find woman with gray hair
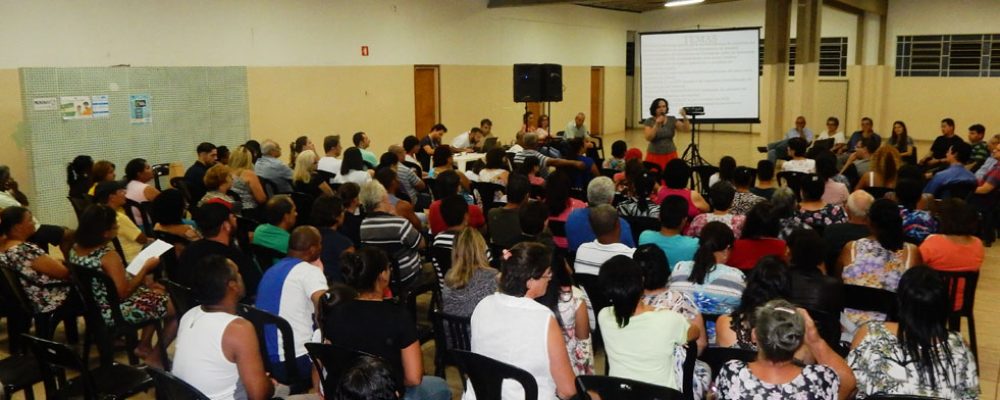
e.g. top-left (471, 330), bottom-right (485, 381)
top-left (771, 187), bottom-right (813, 240)
top-left (713, 299), bottom-right (855, 400)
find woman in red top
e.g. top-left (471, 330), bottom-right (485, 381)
top-left (655, 159), bottom-right (710, 219)
top-left (919, 198), bottom-right (984, 311)
top-left (728, 202), bottom-right (786, 270)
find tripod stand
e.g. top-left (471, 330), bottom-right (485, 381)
top-left (680, 114), bottom-right (708, 166)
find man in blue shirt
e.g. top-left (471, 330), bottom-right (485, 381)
top-left (924, 141), bottom-right (977, 197)
top-left (566, 177), bottom-right (635, 252)
top-left (254, 140), bottom-right (294, 193)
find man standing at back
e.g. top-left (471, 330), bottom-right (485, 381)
top-left (317, 135), bottom-right (343, 176)
top-left (184, 142), bottom-right (217, 202)
top-left (173, 255), bottom-right (274, 400)
top-left (255, 140), bottom-right (294, 194)
top-left (255, 226), bottom-right (328, 385)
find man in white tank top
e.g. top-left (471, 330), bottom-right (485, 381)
top-left (172, 255), bottom-right (274, 400)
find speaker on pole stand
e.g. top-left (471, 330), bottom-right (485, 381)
top-left (680, 106), bottom-right (708, 166)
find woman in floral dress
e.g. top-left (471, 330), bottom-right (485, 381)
top-left (795, 174), bottom-right (848, 233)
top-left (538, 255), bottom-right (594, 375)
top-left (69, 204), bottom-right (177, 368)
top-left (848, 266), bottom-right (978, 399)
top-left (0, 206), bottom-right (71, 314)
top-left (837, 199), bottom-right (921, 339)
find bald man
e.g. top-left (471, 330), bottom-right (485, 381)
top-left (822, 190), bottom-right (874, 276)
top-left (255, 226), bottom-right (328, 386)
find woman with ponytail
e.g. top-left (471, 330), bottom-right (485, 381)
top-left (67, 155), bottom-right (94, 198)
top-left (288, 135), bottom-right (314, 168)
top-left (667, 221), bottom-right (745, 327)
top-left (322, 247), bottom-right (451, 400)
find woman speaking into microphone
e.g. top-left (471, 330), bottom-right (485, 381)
top-left (643, 98), bottom-right (691, 169)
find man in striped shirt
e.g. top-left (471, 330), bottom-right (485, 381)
top-left (574, 204), bottom-right (635, 276)
top-left (513, 132), bottom-right (585, 174)
top-left (359, 181), bottom-right (425, 285)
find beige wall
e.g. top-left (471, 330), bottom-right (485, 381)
top-left (0, 69), bottom-right (27, 191)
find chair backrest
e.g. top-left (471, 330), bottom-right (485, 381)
top-left (622, 216), bottom-right (660, 244)
top-left (430, 309), bottom-right (472, 355)
top-left (680, 340), bottom-right (697, 400)
top-left (169, 177), bottom-right (194, 206)
top-left (304, 342), bottom-right (384, 398)
top-left (147, 367), bottom-right (210, 400)
top-left (67, 263), bottom-right (127, 366)
top-left (698, 347), bottom-right (757, 378)
top-left (866, 394), bottom-right (947, 400)
top-left (152, 231), bottom-right (191, 281)
top-left (123, 199), bottom-right (154, 235)
top-left (162, 279), bottom-right (198, 317)
top-left (0, 264), bottom-right (36, 317)
top-left (316, 170), bottom-right (338, 186)
top-left (935, 181), bottom-right (978, 200)
top-left (235, 216), bottom-right (260, 254)
top-left (428, 245), bottom-right (453, 289)
top-left (67, 195), bottom-right (93, 221)
top-left (251, 244), bottom-right (286, 272)
top-left (576, 375), bottom-right (681, 400)
top-left (689, 165), bottom-right (719, 194)
top-left (573, 273), bottom-right (608, 317)
top-left (150, 163), bottom-right (171, 191)
top-left (450, 349), bottom-right (538, 400)
top-left (259, 177), bottom-right (280, 198)
top-left (863, 186), bottom-right (894, 200)
top-left (940, 270), bottom-right (979, 317)
top-left (237, 304), bottom-right (302, 385)
top-left (23, 333), bottom-right (96, 399)
top-left (472, 181), bottom-right (506, 213)
top-left (600, 168), bottom-right (618, 179)
top-left (843, 284), bottom-right (899, 321)
top-left (290, 191), bottom-right (315, 227)
top-left (776, 171), bottom-right (807, 195)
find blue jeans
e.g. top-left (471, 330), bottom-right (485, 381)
top-left (404, 376), bottom-right (451, 400)
top-left (767, 138), bottom-right (791, 163)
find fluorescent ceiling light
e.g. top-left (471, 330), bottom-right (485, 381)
top-left (665, 0), bottom-right (706, 7)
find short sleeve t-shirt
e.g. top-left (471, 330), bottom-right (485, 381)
top-left (598, 307), bottom-right (690, 390)
top-left (323, 299), bottom-right (418, 388)
top-left (255, 258), bottom-right (329, 359)
top-left (638, 231), bottom-right (698, 268)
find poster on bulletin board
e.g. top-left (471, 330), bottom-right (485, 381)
top-left (60, 96), bottom-right (94, 120)
top-left (130, 94), bottom-right (151, 124)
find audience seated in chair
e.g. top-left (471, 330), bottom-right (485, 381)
top-left (573, 204), bottom-right (635, 276)
top-left (253, 195), bottom-right (296, 254)
top-left (0, 164), bottom-right (75, 256)
top-left (924, 141), bottom-right (977, 197)
top-left (0, 206), bottom-right (72, 315)
top-left (655, 159), bottom-right (710, 219)
top-left (311, 194), bottom-right (355, 284)
top-left (184, 142), bottom-right (218, 202)
top-left (794, 175), bottom-right (848, 234)
top-left (123, 158), bottom-right (161, 226)
top-left (374, 165), bottom-right (422, 230)
top-left (823, 190), bottom-right (874, 273)
top-left (181, 203), bottom-right (261, 297)
top-left (228, 145), bottom-right (269, 216)
top-left (686, 181), bottom-right (746, 238)
top-left (895, 178), bottom-right (937, 244)
top-left (172, 255), bottom-right (274, 400)
top-left (427, 170), bottom-right (485, 235)
top-left (94, 180), bottom-right (150, 262)
top-left (69, 204), bottom-right (177, 368)
top-left (467, 242), bottom-right (577, 400)
top-left (785, 229), bottom-right (844, 351)
top-left (198, 164), bottom-right (241, 214)
top-left (638, 195), bottom-right (699, 268)
top-left (335, 147), bottom-right (374, 186)
top-left (729, 167), bottom-right (765, 216)
top-left (337, 183), bottom-right (363, 246)
top-left (598, 255), bottom-right (698, 391)
top-left (359, 181), bottom-right (426, 290)
top-left (333, 356), bottom-right (403, 400)
top-left (919, 198), bottom-right (984, 312)
top-left (727, 202), bottom-right (787, 271)
top-left (442, 228), bottom-right (498, 318)
top-left (293, 149), bottom-right (335, 198)
top-left (388, 145), bottom-right (428, 210)
top-left (750, 160), bottom-right (778, 200)
top-left (716, 256), bottom-right (790, 351)
top-left (323, 247), bottom-right (451, 400)
top-left (848, 266), bottom-right (978, 399)
top-left (838, 199), bottom-right (922, 341)
top-left (150, 189), bottom-right (201, 252)
top-left (255, 140), bottom-right (295, 194)
top-left (780, 137), bottom-right (816, 174)
top-left (254, 226), bottom-right (328, 384)
top-left (565, 176), bottom-right (635, 252)
top-left (713, 300), bottom-right (855, 400)
top-left (487, 174), bottom-right (528, 249)
top-left (616, 164), bottom-right (661, 219)
top-left (667, 222), bottom-right (745, 333)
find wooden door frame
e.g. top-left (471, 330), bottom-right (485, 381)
top-left (590, 66), bottom-right (605, 135)
top-left (414, 65), bottom-right (441, 139)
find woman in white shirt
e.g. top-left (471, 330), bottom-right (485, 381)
top-left (466, 242), bottom-right (577, 400)
top-left (477, 148), bottom-right (509, 186)
top-left (781, 137), bottom-right (816, 174)
top-left (124, 158), bottom-right (160, 203)
top-left (334, 147), bottom-right (373, 186)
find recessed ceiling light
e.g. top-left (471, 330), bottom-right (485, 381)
top-left (665, 0), bottom-right (706, 7)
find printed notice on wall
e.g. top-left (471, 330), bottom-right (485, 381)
top-left (60, 96), bottom-right (94, 120)
top-left (91, 95), bottom-right (110, 118)
top-left (130, 94), bottom-right (151, 124)
top-left (32, 97), bottom-right (58, 111)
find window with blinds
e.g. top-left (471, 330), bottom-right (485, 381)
top-left (896, 34), bottom-right (1000, 77)
top-left (758, 37), bottom-right (849, 77)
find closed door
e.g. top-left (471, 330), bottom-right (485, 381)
top-left (590, 67), bottom-right (604, 135)
top-left (414, 66), bottom-right (440, 138)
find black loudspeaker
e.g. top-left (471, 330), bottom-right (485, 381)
top-left (513, 63), bottom-right (563, 102)
top-left (540, 63), bottom-right (563, 102)
top-left (514, 64), bottom-right (543, 102)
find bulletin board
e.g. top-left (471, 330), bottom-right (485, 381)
top-left (19, 67), bottom-right (250, 227)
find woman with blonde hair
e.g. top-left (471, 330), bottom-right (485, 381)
top-left (227, 145), bottom-right (267, 214)
top-left (442, 228), bottom-right (498, 317)
top-left (292, 149), bottom-right (334, 197)
top-left (856, 145), bottom-right (901, 191)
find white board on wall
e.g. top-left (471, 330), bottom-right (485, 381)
top-left (639, 28), bottom-right (761, 123)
